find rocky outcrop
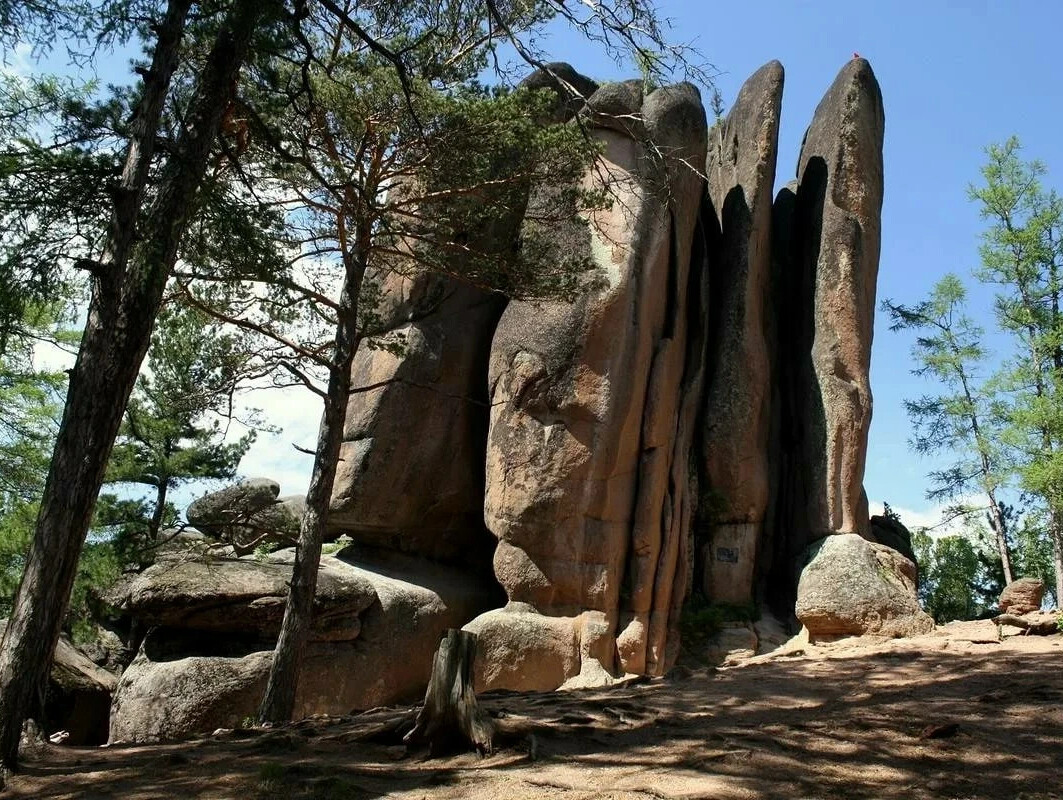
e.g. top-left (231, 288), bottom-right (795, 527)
top-left (327, 64), bottom-right (600, 572)
top-left (186, 478), bottom-right (301, 555)
top-left (0, 620), bottom-right (116, 745)
top-left (790, 58), bottom-right (884, 541)
top-left (470, 79), bottom-right (708, 687)
top-left (700, 61), bottom-right (784, 607)
top-left (107, 549), bottom-right (499, 742)
top-left (999, 577), bottom-right (1045, 615)
top-left (326, 269), bottom-right (504, 568)
top-left (104, 555), bottom-right (376, 640)
top-left (769, 58), bottom-right (884, 612)
top-left (106, 59), bottom-right (893, 740)
top-left (795, 533), bottom-right (933, 639)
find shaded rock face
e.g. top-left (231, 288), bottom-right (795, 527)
top-left (327, 269), bottom-right (505, 569)
top-left (699, 60), bottom-right (784, 607)
top-left (795, 534), bottom-right (933, 639)
top-left (0, 621), bottom-right (116, 745)
top-left (869, 513), bottom-right (916, 565)
top-left (999, 577), bottom-right (1045, 615)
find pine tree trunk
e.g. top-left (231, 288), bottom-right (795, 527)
top-left (404, 629), bottom-right (494, 756)
top-left (986, 491), bottom-right (1014, 585)
top-left (0, 0), bottom-right (266, 771)
top-left (1051, 511), bottom-right (1063, 607)
top-left (258, 259), bottom-right (366, 724)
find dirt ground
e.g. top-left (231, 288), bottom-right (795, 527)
top-left (5, 631), bottom-right (1063, 800)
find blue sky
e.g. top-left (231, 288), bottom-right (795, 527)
top-left (20, 1), bottom-right (1063, 525)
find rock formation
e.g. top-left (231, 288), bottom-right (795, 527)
top-left (102, 58), bottom-right (910, 741)
top-left (999, 577), bottom-right (1045, 615)
top-left (0, 620), bottom-right (115, 745)
top-left (795, 533), bottom-right (933, 639)
top-left (699, 60), bottom-right (784, 607)
top-left (470, 79), bottom-right (709, 688)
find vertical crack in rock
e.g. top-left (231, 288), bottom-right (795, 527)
top-left (699, 61), bottom-right (784, 608)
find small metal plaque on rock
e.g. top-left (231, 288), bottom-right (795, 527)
top-left (716, 547), bottom-right (739, 564)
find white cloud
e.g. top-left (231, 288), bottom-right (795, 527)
top-left (235, 383), bottom-right (320, 496)
top-left (868, 497), bottom-right (979, 539)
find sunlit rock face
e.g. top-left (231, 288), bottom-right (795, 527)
top-left (473, 80), bottom-right (709, 684)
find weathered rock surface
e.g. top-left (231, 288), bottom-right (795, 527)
top-left (0, 620), bottom-right (116, 745)
top-left (700, 60), bottom-right (784, 607)
top-left (463, 607), bottom-right (581, 693)
top-left (186, 479), bottom-right (301, 555)
top-left (795, 533), bottom-right (933, 639)
top-left (479, 81), bottom-right (708, 686)
top-left (768, 58), bottom-right (884, 614)
top-left (108, 551), bottom-right (498, 742)
top-left (999, 577), bottom-right (1045, 615)
top-left (327, 64), bottom-right (599, 572)
top-left (792, 58), bottom-right (884, 541)
top-left (103, 555), bottom-right (376, 641)
top-left (327, 269), bottom-right (503, 568)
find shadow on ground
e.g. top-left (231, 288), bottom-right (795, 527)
top-left (7, 634), bottom-right (1063, 799)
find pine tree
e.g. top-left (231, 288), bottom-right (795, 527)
top-left (96, 306), bottom-right (257, 565)
top-left (970, 137), bottom-right (1063, 604)
top-left (884, 274), bottom-right (1016, 583)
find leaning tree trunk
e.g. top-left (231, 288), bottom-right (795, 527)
top-left (404, 629), bottom-right (494, 756)
top-left (258, 253), bottom-right (366, 724)
top-left (0, 0), bottom-right (267, 771)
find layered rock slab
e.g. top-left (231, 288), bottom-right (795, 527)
top-left (700, 60), bottom-right (784, 607)
top-left (472, 80), bottom-right (709, 688)
top-left (107, 551), bottom-right (498, 742)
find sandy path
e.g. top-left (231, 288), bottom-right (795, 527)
top-left (6, 632), bottom-right (1062, 799)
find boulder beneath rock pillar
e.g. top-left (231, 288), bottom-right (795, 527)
top-left (795, 533), bottom-right (932, 639)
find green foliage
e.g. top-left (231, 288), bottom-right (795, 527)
top-left (0, 292), bottom-right (118, 638)
top-left (95, 306), bottom-right (259, 564)
top-left (913, 527), bottom-right (999, 622)
top-left (679, 594), bottom-right (756, 648)
top-left (884, 275), bottom-right (1008, 509)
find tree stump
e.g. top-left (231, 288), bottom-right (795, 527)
top-left (404, 629), bottom-right (493, 756)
